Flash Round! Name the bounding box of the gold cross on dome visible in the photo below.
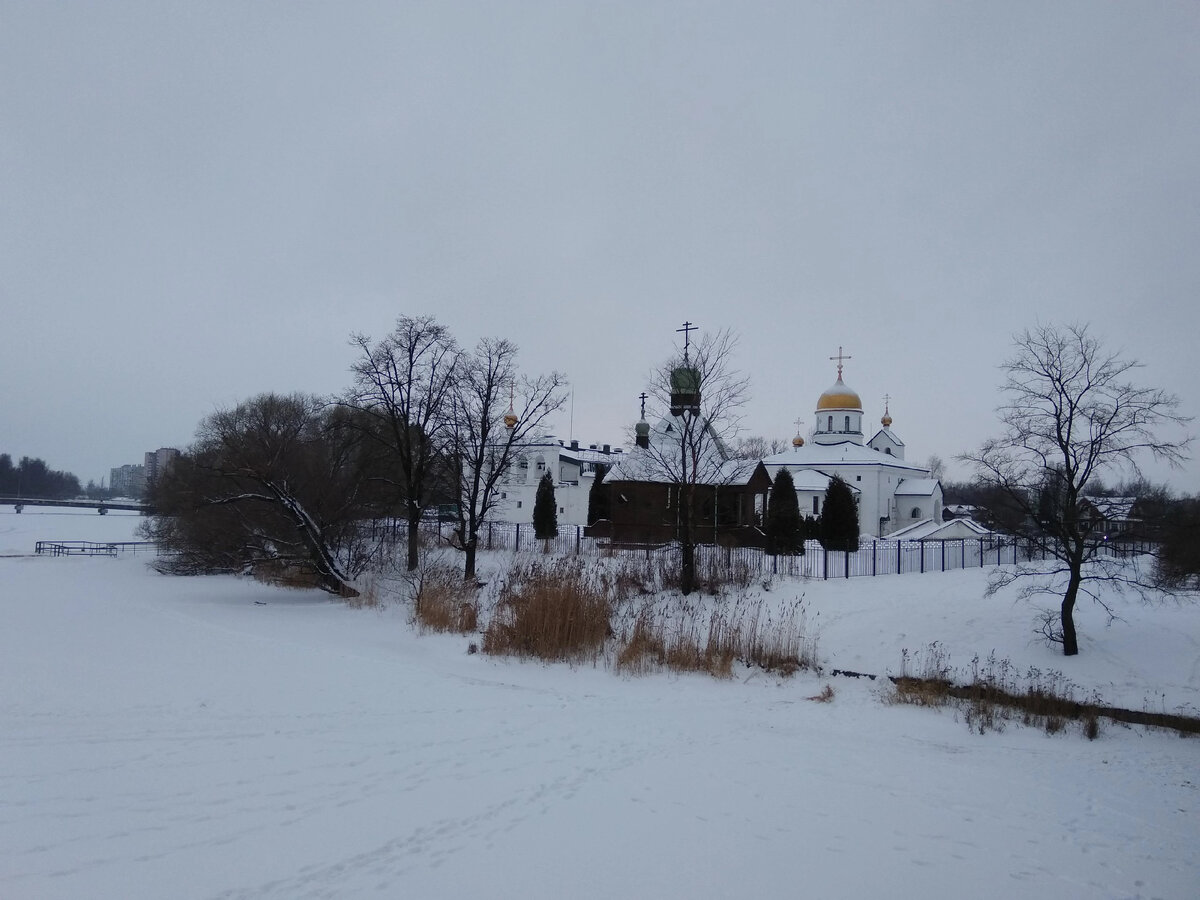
[829,346,852,379]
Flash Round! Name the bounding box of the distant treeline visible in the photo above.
[0,454,82,500]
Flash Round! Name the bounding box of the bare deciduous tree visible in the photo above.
[641,328,750,595]
[347,316,461,570]
[448,338,567,580]
[146,394,373,597]
[961,323,1190,656]
[732,435,788,460]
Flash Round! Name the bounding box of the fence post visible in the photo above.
[920,539,926,574]
[823,547,829,580]
[872,540,877,576]
[576,526,581,555]
[941,540,946,572]
[844,549,850,579]
[897,540,902,575]
[961,540,965,569]
[514,523,520,552]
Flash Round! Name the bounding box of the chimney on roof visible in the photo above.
[570,440,579,450]
[603,444,610,453]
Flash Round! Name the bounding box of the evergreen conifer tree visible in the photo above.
[819,474,859,551]
[765,467,804,555]
[533,472,558,539]
[587,463,610,526]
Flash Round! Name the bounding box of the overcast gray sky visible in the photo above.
[3,1,1197,493]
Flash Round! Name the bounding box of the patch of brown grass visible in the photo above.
[615,597,814,680]
[880,645,1199,739]
[807,684,835,703]
[252,560,323,590]
[411,561,479,633]
[482,559,611,662]
[616,612,736,678]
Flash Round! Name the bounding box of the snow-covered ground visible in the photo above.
[1,509,1197,899]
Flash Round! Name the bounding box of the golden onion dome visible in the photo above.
[881,412,893,427]
[791,434,805,447]
[815,377,863,412]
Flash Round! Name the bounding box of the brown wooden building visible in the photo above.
[589,460,773,547]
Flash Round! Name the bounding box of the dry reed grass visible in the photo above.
[411,560,479,633]
[615,595,817,680]
[482,559,611,662]
[887,644,1108,738]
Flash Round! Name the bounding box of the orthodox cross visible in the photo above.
[829,345,852,379]
[639,392,648,420]
[793,416,805,435]
[882,393,892,414]
[677,321,698,362]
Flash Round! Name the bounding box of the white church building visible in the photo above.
[762,357,942,539]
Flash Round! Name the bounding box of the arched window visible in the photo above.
[812,496,819,515]
[844,415,850,432]
[827,415,833,431]
[885,448,892,455]
[911,507,922,519]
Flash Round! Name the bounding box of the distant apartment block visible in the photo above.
[109,464,146,498]
[143,447,180,490]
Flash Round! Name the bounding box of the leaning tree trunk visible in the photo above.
[272,484,359,599]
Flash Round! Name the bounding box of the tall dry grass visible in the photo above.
[410,559,479,633]
[615,595,817,679]
[482,559,612,662]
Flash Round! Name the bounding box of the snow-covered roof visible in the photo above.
[512,440,625,467]
[893,478,941,497]
[780,468,837,492]
[761,443,929,474]
[1086,497,1138,522]
[867,427,905,447]
[604,418,747,486]
[888,517,992,541]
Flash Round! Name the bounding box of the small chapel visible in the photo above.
[760,350,942,538]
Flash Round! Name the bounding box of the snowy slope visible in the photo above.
[1,510,1196,899]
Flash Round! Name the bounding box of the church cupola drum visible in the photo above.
[813,346,864,446]
[670,321,701,417]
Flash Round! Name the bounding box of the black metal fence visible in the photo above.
[400,520,1157,581]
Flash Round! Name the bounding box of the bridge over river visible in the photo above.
[0,497,152,514]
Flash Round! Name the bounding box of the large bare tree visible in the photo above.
[640,327,750,595]
[347,316,461,570]
[448,337,567,579]
[962,323,1190,656]
[146,394,374,597]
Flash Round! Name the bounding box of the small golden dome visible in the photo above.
[792,434,805,447]
[815,377,863,412]
[881,413,892,427]
[503,408,518,429]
